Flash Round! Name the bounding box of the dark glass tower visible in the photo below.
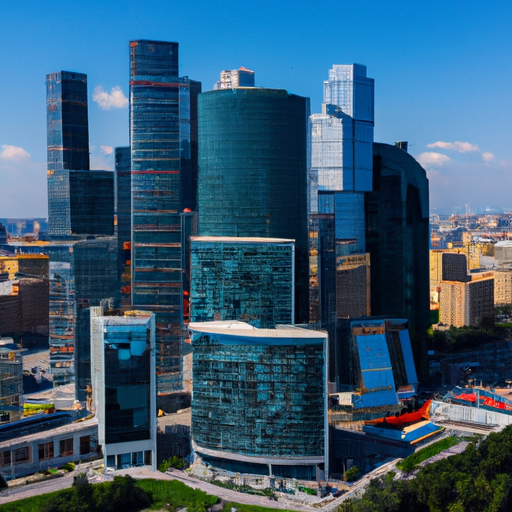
[197,88,310,323]
[74,238,119,401]
[129,40,201,393]
[46,71,89,173]
[365,142,430,378]
[46,71,115,386]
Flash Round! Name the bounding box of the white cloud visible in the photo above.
[427,141,479,153]
[0,144,46,216]
[93,85,128,110]
[0,144,31,161]
[482,152,494,161]
[101,145,113,155]
[417,151,451,167]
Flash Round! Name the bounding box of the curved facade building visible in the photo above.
[190,321,327,479]
[197,88,309,324]
[365,142,430,378]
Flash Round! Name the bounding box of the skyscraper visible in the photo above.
[197,88,309,323]
[190,320,327,480]
[309,65,374,379]
[365,142,430,377]
[129,40,201,393]
[46,71,115,385]
[46,71,89,173]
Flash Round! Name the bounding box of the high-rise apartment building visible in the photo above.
[129,40,201,393]
[197,88,309,323]
[214,67,255,90]
[440,273,494,327]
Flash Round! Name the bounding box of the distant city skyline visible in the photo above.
[1,1,511,216]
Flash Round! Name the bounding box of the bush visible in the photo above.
[60,462,76,472]
[344,466,360,482]
[158,455,185,472]
[0,473,7,490]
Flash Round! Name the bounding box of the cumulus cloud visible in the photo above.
[417,151,451,167]
[427,141,479,153]
[101,145,113,155]
[482,152,494,161]
[93,85,128,110]
[0,144,46,216]
[0,144,31,161]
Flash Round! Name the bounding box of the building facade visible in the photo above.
[197,88,309,324]
[190,321,327,480]
[190,237,295,327]
[365,142,430,378]
[214,67,255,89]
[129,40,201,393]
[46,71,115,384]
[440,273,495,327]
[90,307,156,471]
[309,65,374,374]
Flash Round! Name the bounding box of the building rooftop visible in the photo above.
[188,321,327,339]
[190,236,294,244]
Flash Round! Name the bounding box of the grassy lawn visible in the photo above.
[0,478,293,512]
[396,436,461,472]
[0,489,64,512]
[136,478,218,510]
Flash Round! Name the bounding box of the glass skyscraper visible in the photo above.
[190,321,327,480]
[197,88,310,324]
[46,71,115,385]
[309,65,374,384]
[129,40,200,393]
[365,142,430,378]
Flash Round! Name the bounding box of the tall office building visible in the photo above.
[46,71,115,385]
[190,320,327,480]
[365,142,430,377]
[309,65,374,377]
[197,88,309,323]
[90,307,156,471]
[46,71,89,173]
[129,40,201,393]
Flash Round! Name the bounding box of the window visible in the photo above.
[144,450,152,466]
[14,447,30,464]
[132,451,143,466]
[0,451,11,467]
[59,438,73,456]
[79,436,90,455]
[38,442,54,460]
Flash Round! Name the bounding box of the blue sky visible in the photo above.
[1,0,511,216]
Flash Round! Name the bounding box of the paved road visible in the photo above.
[0,473,75,504]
